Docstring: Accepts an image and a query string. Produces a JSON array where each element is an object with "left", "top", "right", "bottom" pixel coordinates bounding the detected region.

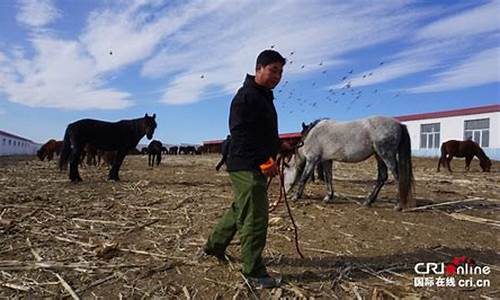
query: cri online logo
[
  {"left": 414, "top": 256, "right": 489, "bottom": 276},
  {"left": 445, "top": 256, "right": 476, "bottom": 276}
]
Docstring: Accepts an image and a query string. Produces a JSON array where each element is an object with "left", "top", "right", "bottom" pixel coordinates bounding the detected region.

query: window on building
[
  {"left": 2, "top": 138, "right": 5, "bottom": 146},
  {"left": 464, "top": 118, "right": 489, "bottom": 147},
  {"left": 8, "top": 140, "right": 11, "bottom": 146},
  {"left": 420, "top": 123, "right": 440, "bottom": 149}
]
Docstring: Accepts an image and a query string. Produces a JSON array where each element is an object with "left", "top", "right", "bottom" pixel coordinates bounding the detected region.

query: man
[
  {"left": 203, "top": 49, "right": 285, "bottom": 288},
  {"left": 215, "top": 135, "right": 231, "bottom": 171}
]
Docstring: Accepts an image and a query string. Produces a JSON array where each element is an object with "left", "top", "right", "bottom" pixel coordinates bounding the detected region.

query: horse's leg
[
  {"left": 379, "top": 152, "right": 401, "bottom": 211},
  {"left": 317, "top": 163, "right": 325, "bottom": 182},
  {"left": 310, "top": 164, "right": 315, "bottom": 183},
  {"left": 321, "top": 160, "right": 334, "bottom": 202},
  {"left": 292, "top": 157, "right": 319, "bottom": 201},
  {"left": 437, "top": 155, "right": 443, "bottom": 172},
  {"left": 157, "top": 153, "right": 161, "bottom": 166},
  {"left": 363, "top": 155, "right": 388, "bottom": 207},
  {"left": 465, "top": 156, "right": 473, "bottom": 172},
  {"left": 48, "top": 151, "right": 54, "bottom": 161},
  {"left": 148, "top": 153, "right": 152, "bottom": 167},
  {"left": 446, "top": 156, "right": 453, "bottom": 172},
  {"left": 109, "top": 150, "right": 127, "bottom": 181},
  {"left": 69, "top": 146, "right": 83, "bottom": 182}
]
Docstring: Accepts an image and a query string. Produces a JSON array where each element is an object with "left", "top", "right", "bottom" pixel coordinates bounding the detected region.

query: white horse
[{"left": 283, "top": 116, "right": 415, "bottom": 211}]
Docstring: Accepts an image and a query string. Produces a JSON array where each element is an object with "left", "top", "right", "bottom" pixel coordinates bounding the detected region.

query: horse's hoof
[
  {"left": 393, "top": 204, "right": 402, "bottom": 211},
  {"left": 323, "top": 196, "right": 333, "bottom": 203},
  {"left": 291, "top": 195, "right": 299, "bottom": 202},
  {"left": 363, "top": 201, "right": 372, "bottom": 207}
]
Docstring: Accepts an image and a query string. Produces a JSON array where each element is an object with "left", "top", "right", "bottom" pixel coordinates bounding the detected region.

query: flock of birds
[
  {"left": 109, "top": 45, "right": 404, "bottom": 116},
  {"left": 274, "top": 50, "right": 403, "bottom": 115},
  {"left": 197, "top": 45, "right": 404, "bottom": 116}
]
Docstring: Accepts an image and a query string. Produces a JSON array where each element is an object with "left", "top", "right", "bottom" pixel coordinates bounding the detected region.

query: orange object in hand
[{"left": 260, "top": 158, "right": 275, "bottom": 173}]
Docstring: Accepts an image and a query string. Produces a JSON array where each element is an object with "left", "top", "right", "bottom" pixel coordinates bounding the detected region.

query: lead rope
[{"left": 269, "top": 156, "right": 304, "bottom": 258}]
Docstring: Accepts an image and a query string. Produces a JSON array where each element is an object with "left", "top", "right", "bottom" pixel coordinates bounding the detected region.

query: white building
[
  {"left": 396, "top": 104, "right": 500, "bottom": 160},
  {"left": 0, "top": 130, "right": 40, "bottom": 156}
]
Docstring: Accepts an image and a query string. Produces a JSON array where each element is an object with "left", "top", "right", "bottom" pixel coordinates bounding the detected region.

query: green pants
[{"left": 205, "top": 170, "right": 269, "bottom": 277}]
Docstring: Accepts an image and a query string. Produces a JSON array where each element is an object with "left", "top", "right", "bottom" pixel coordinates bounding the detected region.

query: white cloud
[
  {"left": 0, "top": 107, "right": 5, "bottom": 115},
  {"left": 2, "top": 1, "right": 498, "bottom": 110},
  {"left": 417, "top": 0, "right": 500, "bottom": 40},
  {"left": 80, "top": 0, "right": 227, "bottom": 73},
  {"left": 327, "top": 1, "right": 500, "bottom": 90},
  {"left": 2, "top": 1, "right": 233, "bottom": 110},
  {"left": 16, "top": 0, "right": 60, "bottom": 27},
  {"left": 406, "top": 47, "right": 500, "bottom": 93},
  {"left": 0, "top": 38, "right": 133, "bottom": 110},
  {"left": 142, "top": 1, "right": 425, "bottom": 104}
]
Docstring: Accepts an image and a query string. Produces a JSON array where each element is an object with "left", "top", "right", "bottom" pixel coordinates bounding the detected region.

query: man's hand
[{"left": 260, "top": 158, "right": 279, "bottom": 177}]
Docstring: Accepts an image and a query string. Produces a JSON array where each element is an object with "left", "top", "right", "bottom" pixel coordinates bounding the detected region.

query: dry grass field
[{"left": 0, "top": 154, "right": 499, "bottom": 299}]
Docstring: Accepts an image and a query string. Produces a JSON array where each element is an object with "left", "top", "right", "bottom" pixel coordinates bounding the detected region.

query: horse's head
[
  {"left": 37, "top": 148, "right": 45, "bottom": 161},
  {"left": 144, "top": 113, "right": 157, "bottom": 140},
  {"left": 480, "top": 158, "right": 492, "bottom": 172},
  {"left": 282, "top": 152, "right": 306, "bottom": 194}
]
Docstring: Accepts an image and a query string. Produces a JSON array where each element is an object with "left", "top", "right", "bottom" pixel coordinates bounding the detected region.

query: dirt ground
[{"left": 0, "top": 154, "right": 499, "bottom": 299}]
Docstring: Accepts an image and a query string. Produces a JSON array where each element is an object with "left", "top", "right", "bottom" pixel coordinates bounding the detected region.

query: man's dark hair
[{"left": 256, "top": 50, "right": 286, "bottom": 68}]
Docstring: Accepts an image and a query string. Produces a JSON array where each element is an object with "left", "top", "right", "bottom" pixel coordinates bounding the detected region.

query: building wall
[
  {"left": 401, "top": 111, "right": 500, "bottom": 160},
  {"left": 0, "top": 133, "right": 39, "bottom": 156}
]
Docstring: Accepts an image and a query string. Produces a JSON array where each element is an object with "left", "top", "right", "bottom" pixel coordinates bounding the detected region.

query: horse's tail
[
  {"left": 398, "top": 124, "right": 415, "bottom": 209},
  {"left": 59, "top": 127, "right": 72, "bottom": 171}
]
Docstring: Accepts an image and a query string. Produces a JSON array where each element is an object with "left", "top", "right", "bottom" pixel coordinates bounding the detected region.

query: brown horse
[
  {"left": 84, "top": 144, "right": 98, "bottom": 166},
  {"left": 37, "top": 139, "right": 63, "bottom": 161},
  {"left": 97, "top": 150, "right": 117, "bottom": 167},
  {"left": 437, "top": 140, "right": 491, "bottom": 172}
]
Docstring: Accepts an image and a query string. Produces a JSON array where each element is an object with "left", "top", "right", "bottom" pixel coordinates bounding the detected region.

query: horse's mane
[{"left": 301, "top": 118, "right": 328, "bottom": 140}]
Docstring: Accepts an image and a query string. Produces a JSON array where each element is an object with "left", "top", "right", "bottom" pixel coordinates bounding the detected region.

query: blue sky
[{"left": 0, "top": 0, "right": 499, "bottom": 145}]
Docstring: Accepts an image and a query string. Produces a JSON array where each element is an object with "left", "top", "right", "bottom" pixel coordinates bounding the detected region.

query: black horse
[
  {"left": 169, "top": 146, "right": 178, "bottom": 155},
  {"left": 59, "top": 114, "right": 157, "bottom": 182},
  {"left": 148, "top": 140, "right": 163, "bottom": 167},
  {"left": 179, "top": 145, "right": 196, "bottom": 154}
]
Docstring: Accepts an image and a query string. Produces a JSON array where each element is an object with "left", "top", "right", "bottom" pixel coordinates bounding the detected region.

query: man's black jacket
[{"left": 226, "top": 74, "right": 280, "bottom": 172}]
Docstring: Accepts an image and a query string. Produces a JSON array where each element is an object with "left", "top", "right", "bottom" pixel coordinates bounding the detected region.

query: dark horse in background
[
  {"left": 437, "top": 140, "right": 491, "bottom": 172},
  {"left": 179, "top": 145, "right": 196, "bottom": 154},
  {"left": 169, "top": 146, "right": 178, "bottom": 155},
  {"left": 147, "top": 140, "right": 163, "bottom": 167},
  {"left": 59, "top": 114, "right": 157, "bottom": 182},
  {"left": 37, "top": 139, "right": 63, "bottom": 161}
]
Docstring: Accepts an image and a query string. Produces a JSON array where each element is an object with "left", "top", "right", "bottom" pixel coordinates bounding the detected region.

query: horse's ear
[
  {"left": 302, "top": 122, "right": 306, "bottom": 130},
  {"left": 145, "top": 113, "right": 148, "bottom": 117},
  {"left": 152, "top": 113, "right": 156, "bottom": 119}
]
